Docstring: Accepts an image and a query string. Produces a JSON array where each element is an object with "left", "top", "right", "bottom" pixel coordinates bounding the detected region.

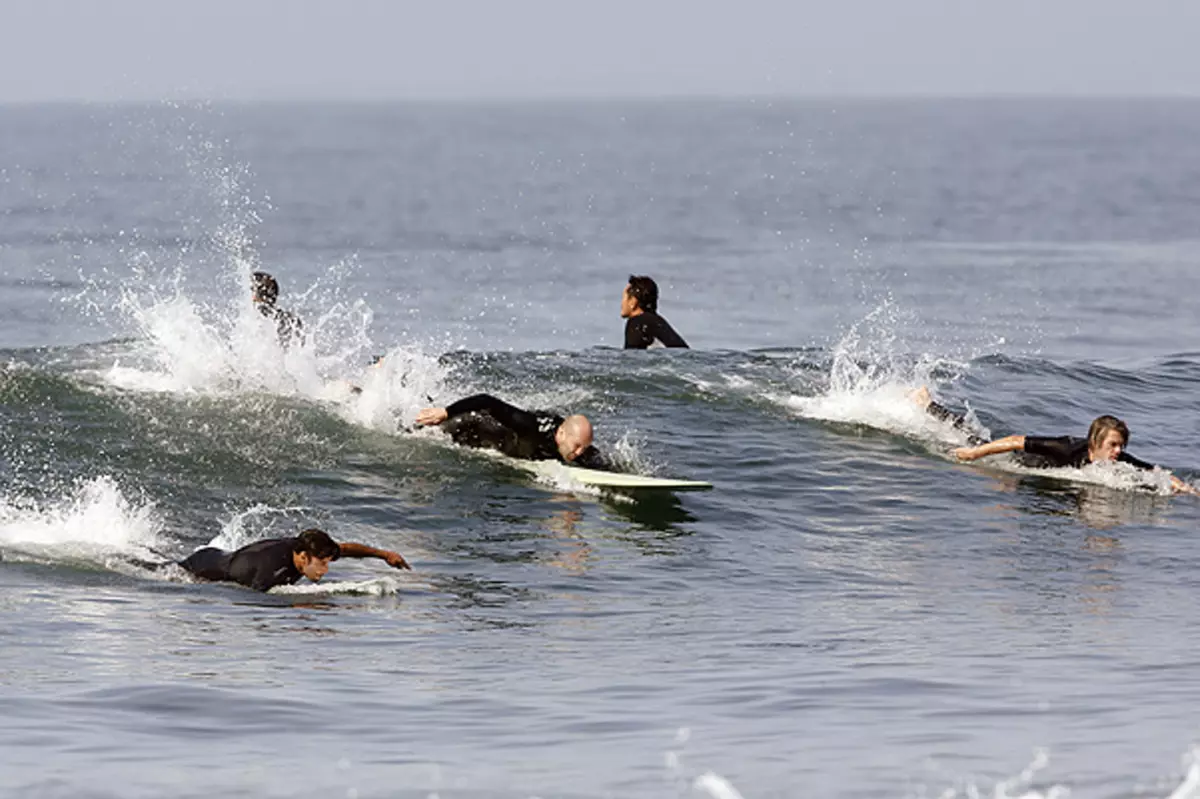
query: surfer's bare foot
[{"left": 416, "top": 407, "right": 449, "bottom": 426}]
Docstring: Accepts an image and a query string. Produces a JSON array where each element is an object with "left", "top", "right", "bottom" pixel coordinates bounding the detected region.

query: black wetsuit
[
  {"left": 925, "top": 401, "right": 1157, "bottom": 471},
  {"left": 624, "top": 311, "right": 688, "bottom": 350},
  {"left": 1020, "top": 436, "right": 1155, "bottom": 470},
  {"left": 258, "top": 304, "right": 304, "bottom": 348},
  {"left": 179, "top": 537, "right": 318, "bottom": 591},
  {"left": 440, "top": 394, "right": 610, "bottom": 469}
]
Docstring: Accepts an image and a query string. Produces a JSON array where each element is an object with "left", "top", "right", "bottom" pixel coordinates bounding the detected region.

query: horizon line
[{"left": 3, "top": 91, "right": 1200, "bottom": 107}]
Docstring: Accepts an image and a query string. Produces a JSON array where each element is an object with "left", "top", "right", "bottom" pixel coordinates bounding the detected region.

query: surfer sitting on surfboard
[
  {"left": 179, "top": 528, "right": 410, "bottom": 592},
  {"left": 912, "top": 387, "right": 1196, "bottom": 494},
  {"left": 416, "top": 394, "right": 611, "bottom": 470}
]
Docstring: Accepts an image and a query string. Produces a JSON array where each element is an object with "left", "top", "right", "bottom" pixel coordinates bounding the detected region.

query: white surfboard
[{"left": 528, "top": 461, "right": 712, "bottom": 491}]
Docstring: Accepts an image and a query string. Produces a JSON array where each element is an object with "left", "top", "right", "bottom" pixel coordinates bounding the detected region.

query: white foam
[
  {"left": 693, "top": 773, "right": 745, "bottom": 799},
  {"left": 784, "top": 382, "right": 977, "bottom": 447},
  {"left": 523, "top": 459, "right": 608, "bottom": 499},
  {"left": 85, "top": 245, "right": 452, "bottom": 443},
  {"left": 778, "top": 303, "right": 976, "bottom": 445},
  {"left": 1167, "top": 754, "right": 1200, "bottom": 799},
  {"left": 335, "top": 346, "right": 449, "bottom": 434},
  {"left": 994, "top": 458, "right": 1175, "bottom": 495},
  {"left": 268, "top": 575, "right": 402, "bottom": 597},
  {"left": 608, "top": 429, "right": 659, "bottom": 476},
  {"left": 69, "top": 134, "right": 452, "bottom": 428},
  {"left": 0, "top": 476, "right": 165, "bottom": 563},
  {"left": 200, "top": 502, "right": 314, "bottom": 552}
]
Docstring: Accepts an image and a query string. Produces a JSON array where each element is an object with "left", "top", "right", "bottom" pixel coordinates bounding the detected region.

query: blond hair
[{"left": 1088, "top": 415, "right": 1129, "bottom": 450}]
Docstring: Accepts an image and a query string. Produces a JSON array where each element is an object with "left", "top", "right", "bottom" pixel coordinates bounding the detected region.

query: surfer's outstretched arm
[
  {"left": 416, "top": 394, "right": 541, "bottom": 435},
  {"left": 952, "top": 435, "right": 1026, "bottom": 461},
  {"left": 337, "top": 542, "right": 411, "bottom": 570}
]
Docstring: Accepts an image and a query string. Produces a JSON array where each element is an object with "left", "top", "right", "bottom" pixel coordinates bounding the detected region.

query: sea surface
[{"left": 2, "top": 99, "right": 1200, "bottom": 799}]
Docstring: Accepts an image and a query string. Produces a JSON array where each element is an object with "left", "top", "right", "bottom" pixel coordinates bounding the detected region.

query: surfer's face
[
  {"left": 294, "top": 552, "right": 332, "bottom": 582},
  {"left": 556, "top": 418, "right": 594, "bottom": 462},
  {"left": 620, "top": 285, "right": 639, "bottom": 318},
  {"left": 1090, "top": 429, "right": 1126, "bottom": 462}
]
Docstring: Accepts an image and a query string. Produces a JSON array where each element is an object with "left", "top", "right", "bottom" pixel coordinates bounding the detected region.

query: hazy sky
[{"left": 4, "top": 0, "right": 1200, "bottom": 102}]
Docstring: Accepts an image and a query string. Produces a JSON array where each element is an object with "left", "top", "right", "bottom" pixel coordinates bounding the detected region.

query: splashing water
[
  {"left": 1167, "top": 749, "right": 1200, "bottom": 799},
  {"left": 201, "top": 502, "right": 314, "bottom": 552},
  {"left": 268, "top": 575, "right": 403, "bottom": 597},
  {"left": 336, "top": 345, "right": 450, "bottom": 434},
  {"left": 781, "top": 302, "right": 976, "bottom": 444},
  {"left": 694, "top": 773, "right": 746, "bottom": 799},
  {"left": 0, "top": 476, "right": 165, "bottom": 564},
  {"left": 67, "top": 114, "right": 453, "bottom": 436}
]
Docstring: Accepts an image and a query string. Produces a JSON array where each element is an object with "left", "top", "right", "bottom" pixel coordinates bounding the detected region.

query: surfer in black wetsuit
[
  {"left": 912, "top": 387, "right": 1196, "bottom": 494},
  {"left": 415, "top": 394, "right": 611, "bottom": 470},
  {"left": 621, "top": 275, "right": 688, "bottom": 350},
  {"left": 252, "top": 271, "right": 305, "bottom": 348},
  {"left": 178, "top": 528, "right": 410, "bottom": 592}
]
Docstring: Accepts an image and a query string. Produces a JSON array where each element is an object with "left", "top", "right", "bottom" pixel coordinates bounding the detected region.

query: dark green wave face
[{"left": 3, "top": 100, "right": 1200, "bottom": 799}]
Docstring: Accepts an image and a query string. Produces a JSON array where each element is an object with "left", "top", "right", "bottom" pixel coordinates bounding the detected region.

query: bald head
[{"left": 556, "top": 414, "right": 594, "bottom": 462}]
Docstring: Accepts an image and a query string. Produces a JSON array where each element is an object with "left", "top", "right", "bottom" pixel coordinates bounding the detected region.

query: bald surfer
[{"left": 416, "top": 394, "right": 611, "bottom": 470}]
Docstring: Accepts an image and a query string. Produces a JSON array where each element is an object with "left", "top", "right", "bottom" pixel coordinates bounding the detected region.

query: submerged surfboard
[{"left": 528, "top": 461, "right": 712, "bottom": 492}]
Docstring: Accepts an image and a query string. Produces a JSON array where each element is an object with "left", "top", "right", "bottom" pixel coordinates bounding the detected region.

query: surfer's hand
[
  {"left": 416, "top": 407, "right": 448, "bottom": 426},
  {"left": 951, "top": 446, "right": 976, "bottom": 461},
  {"left": 1170, "top": 475, "right": 1198, "bottom": 495},
  {"left": 384, "top": 551, "right": 411, "bottom": 570}
]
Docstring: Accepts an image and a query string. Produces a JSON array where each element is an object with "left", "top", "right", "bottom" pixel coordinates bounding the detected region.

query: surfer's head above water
[
  {"left": 555, "top": 414, "right": 594, "bottom": 462},
  {"left": 251, "top": 271, "right": 279, "bottom": 307},
  {"left": 1087, "top": 415, "right": 1129, "bottom": 463},
  {"left": 292, "top": 527, "right": 340, "bottom": 581},
  {"left": 622, "top": 275, "right": 659, "bottom": 317}
]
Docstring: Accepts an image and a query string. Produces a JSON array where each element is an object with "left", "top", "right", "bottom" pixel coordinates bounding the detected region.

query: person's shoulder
[
  {"left": 235, "top": 537, "right": 293, "bottom": 555},
  {"left": 534, "top": 412, "right": 563, "bottom": 432},
  {"left": 1025, "top": 434, "right": 1078, "bottom": 447}
]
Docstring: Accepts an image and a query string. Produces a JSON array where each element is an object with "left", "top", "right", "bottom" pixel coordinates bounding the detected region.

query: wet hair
[
  {"left": 1088, "top": 415, "right": 1130, "bottom": 450},
  {"left": 627, "top": 275, "right": 659, "bottom": 313},
  {"left": 293, "top": 528, "right": 340, "bottom": 560},
  {"left": 252, "top": 272, "right": 279, "bottom": 305}
]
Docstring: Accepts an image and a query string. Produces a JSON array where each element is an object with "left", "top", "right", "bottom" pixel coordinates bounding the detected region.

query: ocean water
[{"left": 2, "top": 99, "right": 1200, "bottom": 799}]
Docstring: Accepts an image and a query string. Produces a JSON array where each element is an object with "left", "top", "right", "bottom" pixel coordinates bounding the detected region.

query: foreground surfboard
[{"left": 528, "top": 461, "right": 713, "bottom": 491}]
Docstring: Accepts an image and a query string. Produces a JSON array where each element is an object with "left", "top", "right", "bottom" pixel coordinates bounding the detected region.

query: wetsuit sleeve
[
  {"left": 1022, "top": 436, "right": 1079, "bottom": 467},
  {"left": 624, "top": 317, "right": 652, "bottom": 349},
  {"left": 651, "top": 315, "right": 688, "bottom": 348},
  {"left": 1118, "top": 451, "right": 1157, "bottom": 471},
  {"left": 573, "top": 446, "right": 612, "bottom": 471},
  {"left": 445, "top": 394, "right": 543, "bottom": 436}
]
